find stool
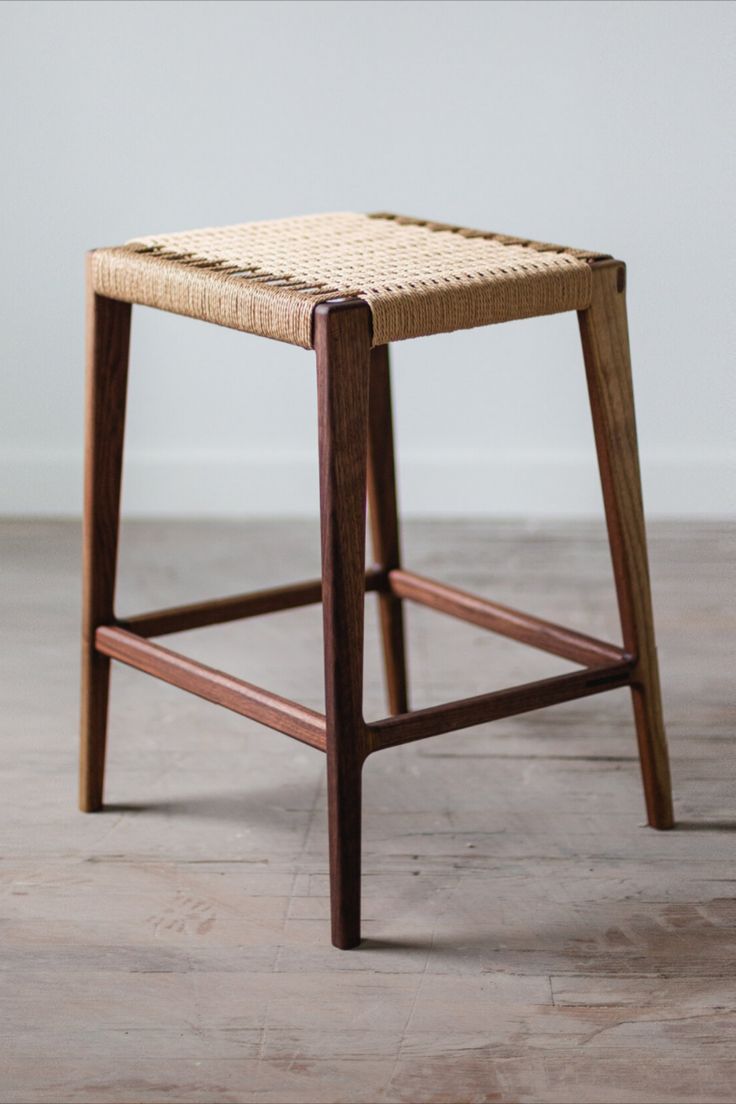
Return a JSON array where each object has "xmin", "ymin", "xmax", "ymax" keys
[{"xmin": 81, "ymin": 211, "xmax": 674, "ymax": 949}]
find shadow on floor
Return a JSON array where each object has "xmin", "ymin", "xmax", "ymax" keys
[
  {"xmin": 102, "ymin": 787, "xmax": 321, "ymax": 826},
  {"xmin": 102, "ymin": 799, "xmax": 736, "ymax": 836}
]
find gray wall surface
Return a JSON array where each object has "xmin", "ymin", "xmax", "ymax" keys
[{"xmin": 2, "ymin": 0, "xmax": 733, "ymax": 516}]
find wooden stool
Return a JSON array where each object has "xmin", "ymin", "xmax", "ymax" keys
[{"xmin": 81, "ymin": 212, "xmax": 674, "ymax": 949}]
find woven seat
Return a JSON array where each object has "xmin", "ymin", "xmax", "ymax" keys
[{"xmin": 91, "ymin": 212, "xmax": 607, "ymax": 348}]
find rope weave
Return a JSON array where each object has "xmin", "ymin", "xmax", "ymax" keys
[{"xmin": 91, "ymin": 212, "xmax": 606, "ymax": 348}]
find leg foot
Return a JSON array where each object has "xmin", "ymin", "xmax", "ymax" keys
[
  {"xmin": 327, "ymin": 758, "xmax": 364, "ymax": 948},
  {"xmin": 80, "ymin": 653, "xmax": 111, "ymax": 812}
]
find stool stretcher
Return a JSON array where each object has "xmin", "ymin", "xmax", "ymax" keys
[{"xmin": 95, "ymin": 625, "xmax": 327, "ymax": 751}]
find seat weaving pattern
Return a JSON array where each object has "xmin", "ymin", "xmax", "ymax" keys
[{"xmin": 91, "ymin": 212, "xmax": 606, "ymax": 348}]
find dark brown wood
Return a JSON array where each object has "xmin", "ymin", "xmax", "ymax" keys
[
  {"xmin": 367, "ymin": 344, "xmax": 409, "ymax": 714},
  {"xmin": 78, "ymin": 239, "xmax": 673, "ymax": 960},
  {"xmin": 389, "ymin": 568, "xmax": 627, "ymax": 668},
  {"xmin": 579, "ymin": 260, "xmax": 674, "ymax": 829},
  {"xmin": 118, "ymin": 569, "xmax": 384, "ymax": 638},
  {"xmin": 80, "ymin": 265, "xmax": 131, "ymax": 812},
  {"xmin": 368, "ymin": 659, "xmax": 635, "ymax": 751},
  {"xmin": 95, "ymin": 626, "xmax": 327, "ymax": 751},
  {"xmin": 315, "ymin": 299, "xmax": 373, "ymax": 950}
]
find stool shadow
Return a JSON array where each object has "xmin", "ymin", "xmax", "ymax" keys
[
  {"xmin": 102, "ymin": 787, "xmax": 322, "ymax": 830},
  {"xmin": 103, "ymin": 803, "xmax": 736, "ymax": 833},
  {"xmin": 673, "ymin": 819, "xmax": 736, "ymax": 832}
]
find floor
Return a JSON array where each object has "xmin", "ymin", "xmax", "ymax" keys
[{"xmin": 2, "ymin": 519, "xmax": 735, "ymax": 1104}]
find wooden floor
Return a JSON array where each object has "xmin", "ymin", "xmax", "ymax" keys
[{"xmin": 2, "ymin": 519, "xmax": 735, "ymax": 1104}]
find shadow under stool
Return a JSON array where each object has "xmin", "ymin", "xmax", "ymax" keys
[{"xmin": 80, "ymin": 211, "xmax": 674, "ymax": 948}]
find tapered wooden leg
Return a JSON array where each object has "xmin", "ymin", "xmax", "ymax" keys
[
  {"xmin": 579, "ymin": 262, "xmax": 674, "ymax": 829},
  {"xmin": 367, "ymin": 344, "xmax": 409, "ymax": 715},
  {"xmin": 80, "ymin": 262, "xmax": 131, "ymax": 812},
  {"xmin": 315, "ymin": 300, "xmax": 372, "ymax": 949}
]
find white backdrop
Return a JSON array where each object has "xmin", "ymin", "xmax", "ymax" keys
[{"xmin": 2, "ymin": 0, "xmax": 733, "ymax": 517}]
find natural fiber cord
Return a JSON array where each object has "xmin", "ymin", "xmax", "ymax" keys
[{"xmin": 91, "ymin": 212, "xmax": 606, "ymax": 348}]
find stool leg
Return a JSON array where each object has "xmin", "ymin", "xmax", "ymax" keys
[
  {"xmin": 80, "ymin": 268, "xmax": 131, "ymax": 812},
  {"xmin": 315, "ymin": 300, "xmax": 372, "ymax": 949},
  {"xmin": 579, "ymin": 262, "xmax": 674, "ymax": 829},
  {"xmin": 367, "ymin": 344, "xmax": 409, "ymax": 715}
]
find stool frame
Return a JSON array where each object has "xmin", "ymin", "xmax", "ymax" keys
[{"xmin": 80, "ymin": 256, "xmax": 673, "ymax": 949}]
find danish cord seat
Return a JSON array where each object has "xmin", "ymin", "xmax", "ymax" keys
[{"xmin": 91, "ymin": 211, "xmax": 607, "ymax": 348}]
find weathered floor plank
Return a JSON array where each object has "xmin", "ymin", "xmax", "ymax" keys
[{"xmin": 0, "ymin": 519, "xmax": 734, "ymax": 1103}]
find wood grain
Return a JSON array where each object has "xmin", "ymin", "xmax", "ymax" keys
[
  {"xmin": 367, "ymin": 344, "xmax": 409, "ymax": 714},
  {"xmin": 389, "ymin": 567, "xmax": 627, "ymax": 667},
  {"xmin": 314, "ymin": 299, "xmax": 373, "ymax": 949},
  {"xmin": 368, "ymin": 659, "xmax": 634, "ymax": 751},
  {"xmin": 579, "ymin": 261, "xmax": 674, "ymax": 829},
  {"xmin": 80, "ymin": 263, "xmax": 131, "ymax": 812},
  {"xmin": 95, "ymin": 626, "xmax": 326, "ymax": 751},
  {"xmin": 118, "ymin": 569, "xmax": 383, "ymax": 638}
]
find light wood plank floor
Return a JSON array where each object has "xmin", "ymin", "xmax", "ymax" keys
[{"xmin": 1, "ymin": 520, "xmax": 734, "ymax": 1104}]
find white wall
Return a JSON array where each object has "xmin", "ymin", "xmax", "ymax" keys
[{"xmin": 2, "ymin": 0, "xmax": 733, "ymax": 518}]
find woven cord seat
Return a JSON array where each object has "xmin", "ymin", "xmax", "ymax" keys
[{"xmin": 91, "ymin": 212, "xmax": 607, "ymax": 348}]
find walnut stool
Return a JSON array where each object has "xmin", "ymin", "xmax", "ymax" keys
[{"xmin": 81, "ymin": 212, "xmax": 674, "ymax": 949}]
